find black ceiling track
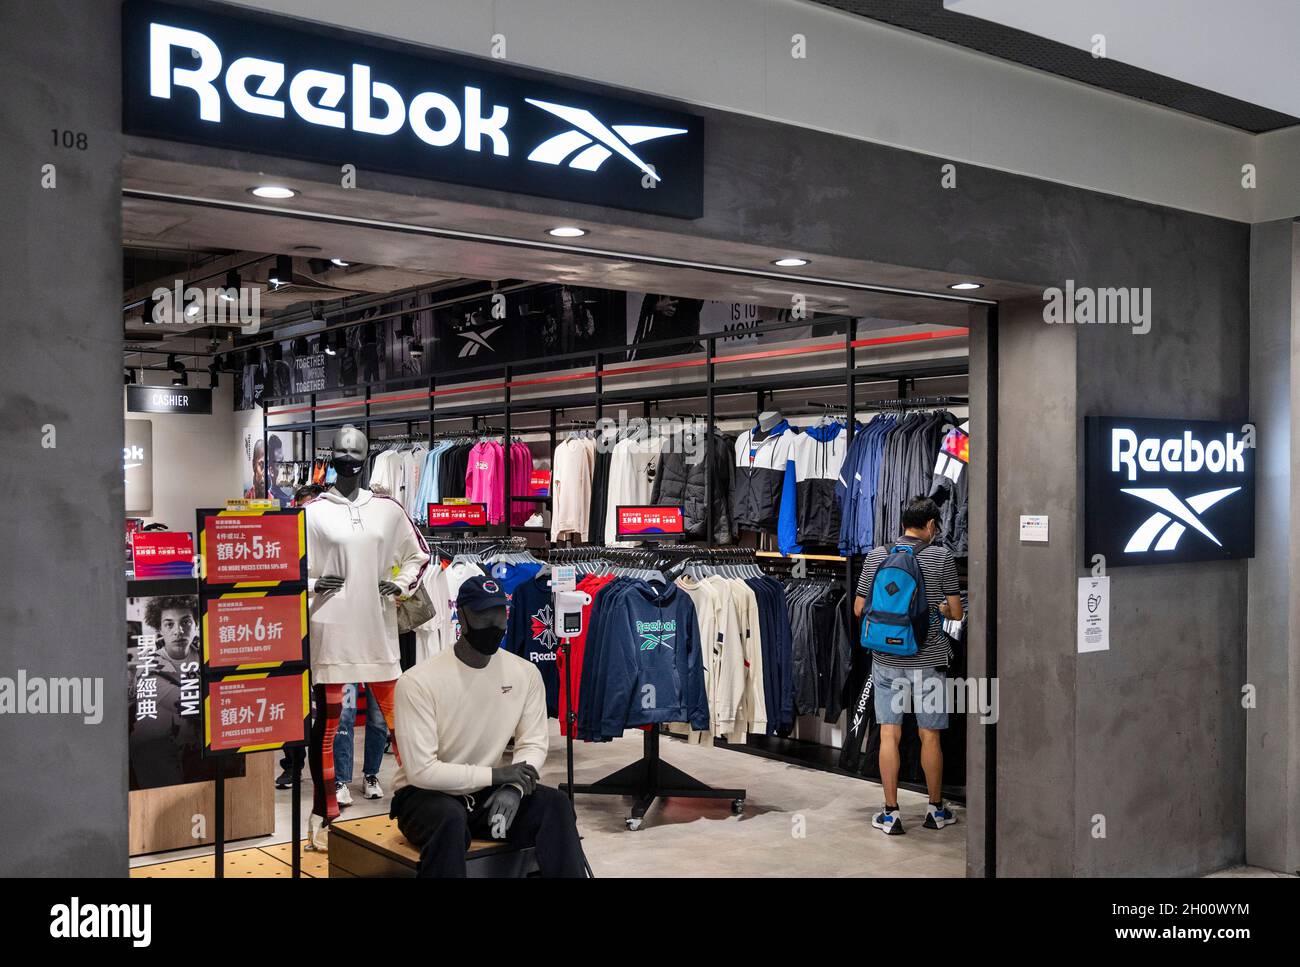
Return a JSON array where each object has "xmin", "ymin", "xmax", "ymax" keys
[{"xmin": 814, "ymin": 0, "xmax": 1298, "ymax": 133}]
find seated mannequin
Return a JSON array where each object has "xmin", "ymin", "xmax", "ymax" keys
[{"xmin": 390, "ymin": 576, "xmax": 587, "ymax": 878}]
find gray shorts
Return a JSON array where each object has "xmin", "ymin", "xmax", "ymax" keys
[{"xmin": 872, "ymin": 665, "xmax": 948, "ymax": 730}]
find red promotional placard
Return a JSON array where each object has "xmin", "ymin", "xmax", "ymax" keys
[
  {"xmin": 197, "ymin": 509, "xmax": 306, "ymax": 585},
  {"xmin": 426, "ymin": 502, "xmax": 489, "ymax": 529},
  {"xmin": 203, "ymin": 669, "xmax": 310, "ymax": 755},
  {"xmin": 616, "ymin": 505, "xmax": 686, "ymax": 540},
  {"xmin": 202, "ymin": 591, "xmax": 309, "ymax": 671},
  {"xmin": 529, "ymin": 469, "xmax": 551, "ymax": 497},
  {"xmin": 130, "ymin": 531, "xmax": 195, "ymax": 579}
]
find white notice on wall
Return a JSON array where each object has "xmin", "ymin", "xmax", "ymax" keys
[
  {"xmin": 1019, "ymin": 515, "xmax": 1049, "ymax": 542},
  {"xmin": 1077, "ymin": 576, "xmax": 1110, "ymax": 653}
]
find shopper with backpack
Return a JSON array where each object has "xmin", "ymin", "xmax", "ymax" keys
[{"xmin": 854, "ymin": 496, "xmax": 963, "ymax": 835}]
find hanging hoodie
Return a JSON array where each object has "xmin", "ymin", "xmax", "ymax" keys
[
  {"xmin": 791, "ymin": 422, "xmax": 852, "ymax": 547},
  {"xmin": 732, "ymin": 422, "xmax": 800, "ymax": 553},
  {"xmin": 305, "ymin": 489, "xmax": 430, "ymax": 684},
  {"xmin": 582, "ymin": 581, "xmax": 709, "ymax": 740}
]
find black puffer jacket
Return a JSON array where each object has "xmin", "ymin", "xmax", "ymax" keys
[{"xmin": 651, "ymin": 430, "xmax": 736, "ymax": 542}]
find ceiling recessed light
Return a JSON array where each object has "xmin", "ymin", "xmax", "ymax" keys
[
  {"xmin": 772, "ymin": 257, "xmax": 809, "ymax": 267},
  {"xmin": 548, "ymin": 226, "xmax": 587, "ymax": 238},
  {"xmin": 293, "ymin": 245, "xmax": 322, "ymax": 253},
  {"xmin": 330, "ymin": 257, "xmax": 351, "ymax": 267},
  {"xmin": 249, "ymin": 185, "xmax": 298, "ymax": 199},
  {"xmin": 949, "ymin": 281, "xmax": 983, "ymax": 290}
]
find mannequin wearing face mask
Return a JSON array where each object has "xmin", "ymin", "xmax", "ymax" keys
[
  {"xmin": 303, "ymin": 425, "xmax": 430, "ymax": 846},
  {"xmin": 390, "ymin": 576, "xmax": 588, "ymax": 878}
]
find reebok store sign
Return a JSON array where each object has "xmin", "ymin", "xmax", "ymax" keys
[
  {"xmin": 121, "ymin": 0, "xmax": 704, "ymax": 218},
  {"xmin": 1084, "ymin": 417, "xmax": 1256, "ymax": 567}
]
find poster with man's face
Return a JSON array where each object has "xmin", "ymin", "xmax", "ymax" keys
[{"xmin": 126, "ymin": 583, "xmax": 243, "ymax": 790}]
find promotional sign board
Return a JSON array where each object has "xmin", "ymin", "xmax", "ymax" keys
[
  {"xmin": 127, "ymin": 383, "xmax": 213, "ymax": 415},
  {"xmin": 122, "ymin": 0, "xmax": 704, "ymax": 217},
  {"xmin": 616, "ymin": 505, "xmax": 685, "ymax": 541},
  {"xmin": 201, "ymin": 589, "xmax": 310, "ymax": 671},
  {"xmin": 1084, "ymin": 417, "xmax": 1256, "ymax": 567},
  {"xmin": 196, "ymin": 509, "xmax": 307, "ymax": 586},
  {"xmin": 203, "ymin": 668, "xmax": 311, "ymax": 755},
  {"xmin": 529, "ymin": 470, "xmax": 552, "ymax": 497},
  {"xmin": 426, "ymin": 502, "xmax": 490, "ymax": 529},
  {"xmin": 131, "ymin": 531, "xmax": 195, "ymax": 579}
]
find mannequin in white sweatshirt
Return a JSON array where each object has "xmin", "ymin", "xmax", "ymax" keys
[{"xmin": 305, "ymin": 425, "xmax": 430, "ymax": 849}]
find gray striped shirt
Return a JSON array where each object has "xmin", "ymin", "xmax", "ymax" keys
[{"xmin": 855, "ymin": 537, "xmax": 960, "ymax": 668}]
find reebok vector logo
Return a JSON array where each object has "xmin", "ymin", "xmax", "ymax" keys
[
  {"xmin": 525, "ymin": 99, "xmax": 686, "ymax": 181},
  {"xmin": 457, "ymin": 325, "xmax": 502, "ymax": 358},
  {"xmin": 1121, "ymin": 487, "xmax": 1241, "ymax": 553}
]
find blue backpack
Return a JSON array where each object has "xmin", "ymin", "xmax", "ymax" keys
[{"xmin": 861, "ymin": 542, "xmax": 930, "ymax": 656}]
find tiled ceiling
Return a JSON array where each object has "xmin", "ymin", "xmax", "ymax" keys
[{"xmin": 813, "ymin": 0, "xmax": 1299, "ymax": 133}]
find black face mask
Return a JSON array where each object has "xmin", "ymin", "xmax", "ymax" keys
[
  {"xmin": 462, "ymin": 623, "xmax": 505, "ymax": 655},
  {"xmin": 332, "ymin": 454, "xmax": 364, "ymax": 478}
]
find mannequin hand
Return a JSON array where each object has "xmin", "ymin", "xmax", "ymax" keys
[
  {"xmin": 483, "ymin": 786, "xmax": 522, "ymax": 839},
  {"xmin": 316, "ymin": 575, "xmax": 345, "ymax": 592},
  {"xmin": 491, "ymin": 763, "xmax": 539, "ymax": 795},
  {"xmin": 378, "ymin": 580, "xmax": 402, "ymax": 596}
]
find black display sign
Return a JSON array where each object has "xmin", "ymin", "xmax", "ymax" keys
[
  {"xmin": 1084, "ymin": 416, "xmax": 1255, "ymax": 567},
  {"xmin": 121, "ymin": 0, "xmax": 704, "ymax": 218},
  {"xmin": 127, "ymin": 384, "xmax": 213, "ymax": 415}
]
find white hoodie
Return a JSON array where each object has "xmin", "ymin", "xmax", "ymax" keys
[{"xmin": 305, "ymin": 488, "xmax": 430, "ymax": 684}]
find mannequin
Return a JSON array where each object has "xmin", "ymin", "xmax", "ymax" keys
[
  {"xmin": 754, "ymin": 409, "xmax": 784, "ymax": 439},
  {"xmin": 305, "ymin": 425, "xmax": 430, "ymax": 849},
  {"xmin": 390, "ymin": 575, "xmax": 588, "ymax": 877}
]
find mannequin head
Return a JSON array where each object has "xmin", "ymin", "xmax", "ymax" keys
[{"xmin": 330, "ymin": 425, "xmax": 368, "ymax": 478}]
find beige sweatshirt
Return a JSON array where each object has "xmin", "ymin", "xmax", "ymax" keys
[{"xmin": 392, "ymin": 646, "xmax": 549, "ymax": 796}]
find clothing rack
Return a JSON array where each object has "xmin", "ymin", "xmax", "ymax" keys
[
  {"xmin": 865, "ymin": 395, "xmax": 967, "ymax": 410},
  {"xmin": 550, "ymin": 544, "xmax": 747, "ymax": 830}
]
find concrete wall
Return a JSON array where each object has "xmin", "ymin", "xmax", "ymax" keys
[
  {"xmin": 1069, "ymin": 216, "xmax": 1251, "ymax": 876},
  {"xmin": 1246, "ymin": 219, "xmax": 1300, "ymax": 874},
  {"xmin": 0, "ymin": 0, "xmax": 126, "ymax": 876},
  {"xmin": 231, "ymin": 0, "xmax": 1255, "ymax": 221}
]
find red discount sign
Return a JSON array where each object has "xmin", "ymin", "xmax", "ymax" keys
[
  {"xmin": 426, "ymin": 502, "xmax": 489, "ymax": 529},
  {"xmin": 529, "ymin": 469, "xmax": 551, "ymax": 497},
  {"xmin": 197, "ymin": 510, "xmax": 305, "ymax": 585},
  {"xmin": 616, "ymin": 505, "xmax": 686, "ymax": 540},
  {"xmin": 202, "ymin": 591, "xmax": 309, "ymax": 671},
  {"xmin": 204, "ymin": 669, "xmax": 310, "ymax": 754},
  {"xmin": 130, "ymin": 531, "xmax": 195, "ymax": 579}
]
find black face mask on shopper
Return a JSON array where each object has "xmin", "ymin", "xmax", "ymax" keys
[{"xmin": 331, "ymin": 454, "xmax": 365, "ymax": 478}]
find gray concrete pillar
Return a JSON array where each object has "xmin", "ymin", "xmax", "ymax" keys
[
  {"xmin": 0, "ymin": 0, "xmax": 126, "ymax": 876},
  {"xmin": 1246, "ymin": 219, "xmax": 1300, "ymax": 874}
]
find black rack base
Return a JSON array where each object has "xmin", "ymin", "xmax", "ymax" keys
[{"xmin": 561, "ymin": 729, "xmax": 746, "ymax": 830}]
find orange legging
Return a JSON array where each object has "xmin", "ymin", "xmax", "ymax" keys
[{"xmin": 308, "ymin": 680, "xmax": 400, "ymax": 822}]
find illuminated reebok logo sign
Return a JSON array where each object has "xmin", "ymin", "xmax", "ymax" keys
[
  {"xmin": 525, "ymin": 99, "xmax": 686, "ymax": 181},
  {"xmin": 1085, "ymin": 417, "xmax": 1256, "ymax": 568},
  {"xmin": 123, "ymin": 1, "xmax": 704, "ymax": 217},
  {"xmin": 1120, "ymin": 487, "xmax": 1241, "ymax": 553}
]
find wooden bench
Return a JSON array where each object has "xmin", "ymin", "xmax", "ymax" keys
[{"xmin": 327, "ymin": 813, "xmax": 539, "ymax": 878}]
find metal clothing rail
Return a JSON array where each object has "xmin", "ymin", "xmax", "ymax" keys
[{"xmin": 262, "ymin": 317, "xmax": 949, "ymax": 545}]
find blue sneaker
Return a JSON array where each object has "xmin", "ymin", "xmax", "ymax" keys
[
  {"xmin": 871, "ymin": 808, "xmax": 906, "ymax": 835},
  {"xmin": 924, "ymin": 803, "xmax": 957, "ymax": 829}
]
